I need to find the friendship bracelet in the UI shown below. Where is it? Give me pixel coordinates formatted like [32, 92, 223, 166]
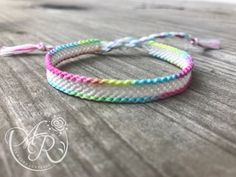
[0, 32, 221, 103]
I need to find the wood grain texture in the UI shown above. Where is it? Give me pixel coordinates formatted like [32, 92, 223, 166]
[0, 0, 236, 177]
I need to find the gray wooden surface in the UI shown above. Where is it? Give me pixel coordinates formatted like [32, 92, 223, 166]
[0, 0, 236, 177]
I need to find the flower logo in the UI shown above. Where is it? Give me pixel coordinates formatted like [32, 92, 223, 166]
[51, 117, 67, 132]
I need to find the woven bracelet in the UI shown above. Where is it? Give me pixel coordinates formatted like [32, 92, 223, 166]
[0, 32, 221, 103]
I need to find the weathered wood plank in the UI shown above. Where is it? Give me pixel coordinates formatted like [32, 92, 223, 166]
[0, 0, 236, 177]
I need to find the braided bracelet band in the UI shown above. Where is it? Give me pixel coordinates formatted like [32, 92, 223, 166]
[0, 32, 221, 103]
[45, 36, 195, 103]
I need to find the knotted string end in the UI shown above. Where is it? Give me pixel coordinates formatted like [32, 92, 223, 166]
[0, 43, 53, 57]
[195, 38, 221, 50]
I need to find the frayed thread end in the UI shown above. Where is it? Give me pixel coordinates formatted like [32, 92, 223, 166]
[0, 43, 53, 56]
[197, 39, 221, 50]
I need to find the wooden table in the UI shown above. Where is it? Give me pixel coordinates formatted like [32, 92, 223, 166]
[0, 0, 236, 177]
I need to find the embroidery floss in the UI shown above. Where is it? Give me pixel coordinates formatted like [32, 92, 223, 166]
[0, 32, 221, 103]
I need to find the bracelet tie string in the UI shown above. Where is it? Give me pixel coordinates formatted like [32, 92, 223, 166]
[0, 32, 220, 57]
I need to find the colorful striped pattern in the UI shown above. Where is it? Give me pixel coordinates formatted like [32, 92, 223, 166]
[45, 32, 194, 103]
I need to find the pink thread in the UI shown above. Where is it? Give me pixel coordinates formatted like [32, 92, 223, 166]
[0, 43, 53, 56]
[197, 39, 221, 49]
[191, 38, 221, 49]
